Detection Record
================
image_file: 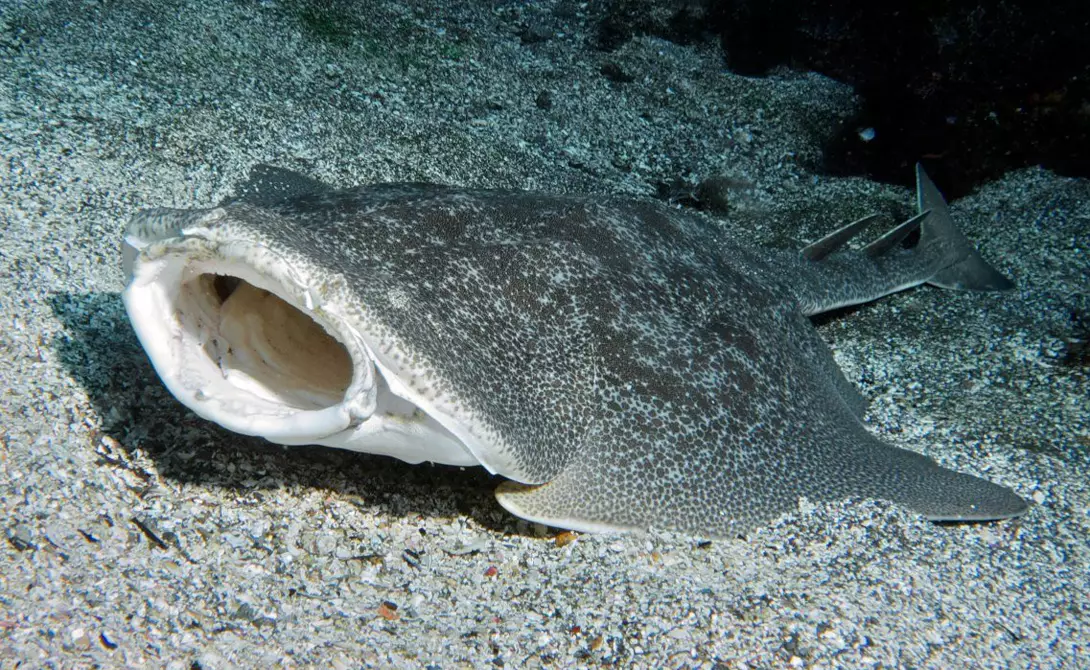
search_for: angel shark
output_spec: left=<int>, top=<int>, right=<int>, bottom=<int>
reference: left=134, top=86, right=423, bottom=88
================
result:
left=121, top=164, right=1028, bottom=538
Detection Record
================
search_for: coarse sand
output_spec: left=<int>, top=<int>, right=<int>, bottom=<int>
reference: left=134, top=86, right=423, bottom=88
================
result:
left=1, top=1, right=1086, bottom=667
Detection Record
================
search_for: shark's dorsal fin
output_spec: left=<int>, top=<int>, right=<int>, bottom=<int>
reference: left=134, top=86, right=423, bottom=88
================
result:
left=801, top=213, right=881, bottom=261
left=862, top=209, right=929, bottom=258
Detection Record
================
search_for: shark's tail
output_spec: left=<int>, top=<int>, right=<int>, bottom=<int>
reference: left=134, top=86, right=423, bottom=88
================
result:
left=794, top=164, right=1013, bottom=316
left=915, top=164, right=1014, bottom=291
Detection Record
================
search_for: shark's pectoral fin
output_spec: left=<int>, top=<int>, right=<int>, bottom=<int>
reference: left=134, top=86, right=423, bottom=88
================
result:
left=495, top=467, right=652, bottom=536
left=494, top=428, right=715, bottom=535
left=495, top=420, right=1029, bottom=539
left=852, top=435, right=1030, bottom=523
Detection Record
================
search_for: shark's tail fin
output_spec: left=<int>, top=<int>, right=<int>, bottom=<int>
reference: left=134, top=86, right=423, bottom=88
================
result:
left=916, top=164, right=1015, bottom=291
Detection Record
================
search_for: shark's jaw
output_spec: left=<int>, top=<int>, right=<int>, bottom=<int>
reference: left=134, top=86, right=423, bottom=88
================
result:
left=121, top=218, right=479, bottom=467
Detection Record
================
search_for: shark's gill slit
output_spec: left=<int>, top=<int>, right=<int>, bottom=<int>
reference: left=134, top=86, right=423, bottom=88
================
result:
left=188, top=273, right=352, bottom=410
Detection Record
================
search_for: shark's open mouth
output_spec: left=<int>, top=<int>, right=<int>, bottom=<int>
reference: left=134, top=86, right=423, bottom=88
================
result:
left=187, top=273, right=353, bottom=409
left=121, top=226, right=479, bottom=466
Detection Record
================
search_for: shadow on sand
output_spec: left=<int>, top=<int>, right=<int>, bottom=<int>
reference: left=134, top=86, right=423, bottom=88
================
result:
left=49, top=290, right=519, bottom=535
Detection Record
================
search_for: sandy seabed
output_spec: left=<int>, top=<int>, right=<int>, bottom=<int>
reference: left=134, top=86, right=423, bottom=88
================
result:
left=0, top=1, right=1086, bottom=667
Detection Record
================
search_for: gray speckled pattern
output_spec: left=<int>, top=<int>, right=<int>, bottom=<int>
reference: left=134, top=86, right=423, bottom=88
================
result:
left=125, top=165, right=1028, bottom=538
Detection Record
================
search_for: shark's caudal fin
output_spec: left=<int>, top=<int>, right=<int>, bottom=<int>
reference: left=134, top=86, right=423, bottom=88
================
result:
left=915, top=164, right=1015, bottom=291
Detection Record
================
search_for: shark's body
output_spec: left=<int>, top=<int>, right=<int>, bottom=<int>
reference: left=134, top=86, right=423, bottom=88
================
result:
left=122, top=165, right=1027, bottom=538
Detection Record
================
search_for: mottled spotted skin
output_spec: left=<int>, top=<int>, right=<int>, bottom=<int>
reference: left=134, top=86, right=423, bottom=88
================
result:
left=126, top=166, right=1027, bottom=537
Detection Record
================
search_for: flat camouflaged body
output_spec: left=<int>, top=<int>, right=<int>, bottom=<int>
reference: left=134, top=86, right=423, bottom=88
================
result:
left=122, top=165, right=1028, bottom=538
